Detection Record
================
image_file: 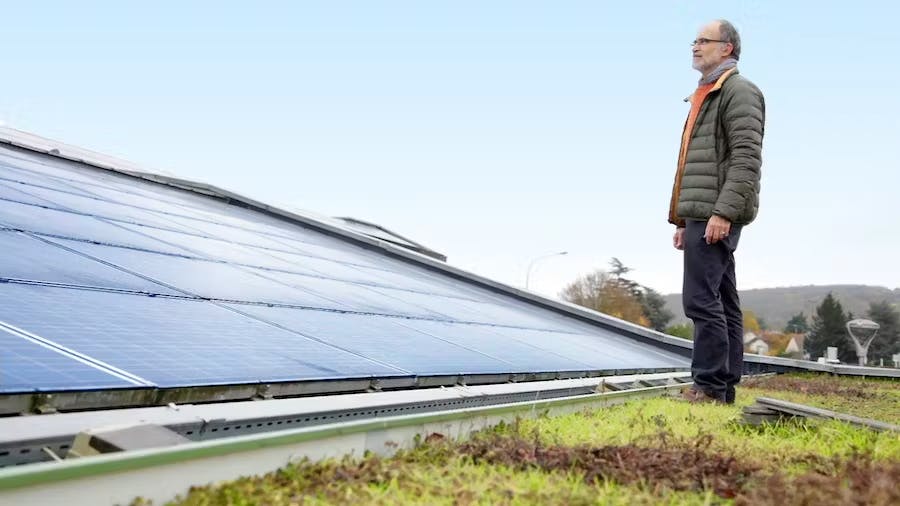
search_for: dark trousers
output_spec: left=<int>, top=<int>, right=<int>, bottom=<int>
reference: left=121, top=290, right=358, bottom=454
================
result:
left=683, top=219, right=744, bottom=402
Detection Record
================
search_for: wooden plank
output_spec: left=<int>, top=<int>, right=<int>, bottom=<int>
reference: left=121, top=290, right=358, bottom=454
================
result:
left=755, top=397, right=899, bottom=433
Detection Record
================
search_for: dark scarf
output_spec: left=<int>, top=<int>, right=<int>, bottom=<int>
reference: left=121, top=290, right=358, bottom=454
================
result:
left=699, top=58, right=738, bottom=85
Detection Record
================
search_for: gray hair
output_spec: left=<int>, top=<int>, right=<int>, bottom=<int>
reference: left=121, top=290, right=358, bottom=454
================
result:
left=717, top=19, right=741, bottom=60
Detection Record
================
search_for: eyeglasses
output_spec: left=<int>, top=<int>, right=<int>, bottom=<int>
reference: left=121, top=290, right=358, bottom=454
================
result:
left=692, top=38, right=729, bottom=46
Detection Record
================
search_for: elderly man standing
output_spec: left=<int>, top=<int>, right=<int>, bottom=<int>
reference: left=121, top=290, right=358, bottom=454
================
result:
left=669, top=20, right=765, bottom=404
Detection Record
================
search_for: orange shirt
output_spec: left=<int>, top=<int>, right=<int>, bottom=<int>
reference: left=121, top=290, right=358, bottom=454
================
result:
left=668, top=82, right=716, bottom=226
left=682, top=83, right=716, bottom=153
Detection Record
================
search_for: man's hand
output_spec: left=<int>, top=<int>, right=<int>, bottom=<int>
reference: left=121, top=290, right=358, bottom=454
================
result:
left=704, top=215, right=731, bottom=244
left=673, top=227, right=685, bottom=250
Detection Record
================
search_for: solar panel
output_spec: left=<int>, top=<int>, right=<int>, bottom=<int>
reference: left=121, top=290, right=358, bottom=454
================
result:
left=0, top=284, right=405, bottom=388
left=112, top=223, right=321, bottom=270
left=4, top=182, right=205, bottom=233
left=259, top=235, right=389, bottom=268
left=0, top=180, right=59, bottom=206
left=45, top=238, right=346, bottom=308
left=0, top=199, right=196, bottom=256
left=230, top=306, right=517, bottom=375
left=0, top=160, right=103, bottom=199
left=0, top=327, right=136, bottom=392
left=395, top=319, right=594, bottom=372
left=145, top=213, right=323, bottom=253
left=0, top=143, right=689, bottom=400
left=486, top=326, right=684, bottom=370
left=0, top=231, right=179, bottom=295
left=0, top=149, right=132, bottom=189
left=273, top=269, right=460, bottom=317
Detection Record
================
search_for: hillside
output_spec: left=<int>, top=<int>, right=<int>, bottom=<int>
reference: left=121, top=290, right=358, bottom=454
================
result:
left=664, top=285, right=900, bottom=330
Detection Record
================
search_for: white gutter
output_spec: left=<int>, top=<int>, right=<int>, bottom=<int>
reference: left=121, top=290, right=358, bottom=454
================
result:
left=0, top=373, right=690, bottom=506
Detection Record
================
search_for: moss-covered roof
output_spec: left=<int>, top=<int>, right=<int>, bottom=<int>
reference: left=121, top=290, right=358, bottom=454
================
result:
left=151, top=374, right=900, bottom=506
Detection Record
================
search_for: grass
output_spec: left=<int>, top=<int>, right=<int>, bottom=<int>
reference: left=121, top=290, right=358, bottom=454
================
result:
left=151, top=457, right=721, bottom=506
left=742, top=373, right=900, bottom=424
left=504, top=394, right=900, bottom=470
left=143, top=374, right=900, bottom=506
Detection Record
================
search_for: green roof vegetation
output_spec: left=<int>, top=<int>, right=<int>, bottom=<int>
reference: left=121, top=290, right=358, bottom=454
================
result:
left=145, top=374, right=900, bottom=506
left=742, top=373, right=900, bottom=424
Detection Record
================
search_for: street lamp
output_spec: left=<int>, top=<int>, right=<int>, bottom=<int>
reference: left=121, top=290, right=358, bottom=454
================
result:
left=846, top=319, right=880, bottom=366
left=525, top=251, right=568, bottom=290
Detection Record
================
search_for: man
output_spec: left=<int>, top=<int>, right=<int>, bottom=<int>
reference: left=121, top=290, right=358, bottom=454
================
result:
left=669, top=20, right=765, bottom=404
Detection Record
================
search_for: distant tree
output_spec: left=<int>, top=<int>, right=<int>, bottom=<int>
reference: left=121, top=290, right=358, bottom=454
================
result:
left=665, top=323, right=694, bottom=340
left=757, top=316, right=769, bottom=331
left=784, top=312, right=810, bottom=334
left=597, top=282, right=651, bottom=327
left=561, top=258, right=669, bottom=329
left=743, top=310, right=762, bottom=335
left=559, top=270, right=607, bottom=310
left=636, top=287, right=674, bottom=332
left=607, top=257, right=642, bottom=299
left=560, top=268, right=650, bottom=327
left=805, top=293, right=852, bottom=362
left=865, top=301, right=900, bottom=364
left=607, top=258, right=672, bottom=330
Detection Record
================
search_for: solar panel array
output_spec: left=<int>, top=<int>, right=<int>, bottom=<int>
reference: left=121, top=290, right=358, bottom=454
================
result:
left=0, top=145, right=688, bottom=394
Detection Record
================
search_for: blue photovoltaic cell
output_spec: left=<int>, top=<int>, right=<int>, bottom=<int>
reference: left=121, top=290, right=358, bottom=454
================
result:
left=361, top=285, right=488, bottom=321
left=46, top=173, right=336, bottom=248
left=567, top=327, right=691, bottom=366
left=121, top=192, right=333, bottom=243
left=0, top=180, right=63, bottom=207
left=569, top=332, right=689, bottom=368
left=5, top=182, right=204, bottom=233
left=0, top=196, right=109, bottom=235
left=152, top=213, right=317, bottom=253
left=456, top=299, right=579, bottom=330
left=50, top=238, right=345, bottom=308
left=395, top=319, right=594, bottom=372
left=370, top=288, right=568, bottom=329
left=358, top=260, right=516, bottom=302
left=488, top=326, right=687, bottom=370
left=264, top=235, right=388, bottom=268
left=254, top=248, right=432, bottom=290
left=231, top=241, right=375, bottom=277
left=179, top=208, right=313, bottom=241
left=113, top=223, right=321, bottom=271
left=259, top=243, right=385, bottom=273
left=0, top=284, right=406, bottom=388
left=348, top=265, right=476, bottom=298
left=129, top=213, right=392, bottom=275
left=0, top=165, right=103, bottom=198
left=0, top=232, right=179, bottom=295
left=230, top=306, right=516, bottom=375
left=261, top=220, right=386, bottom=252
left=0, top=151, right=134, bottom=189
left=0, top=198, right=192, bottom=255
left=0, top=328, right=135, bottom=392
left=62, top=182, right=222, bottom=219
left=246, top=267, right=445, bottom=317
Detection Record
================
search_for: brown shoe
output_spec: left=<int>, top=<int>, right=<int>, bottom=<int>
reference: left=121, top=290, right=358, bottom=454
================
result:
left=681, top=387, right=723, bottom=404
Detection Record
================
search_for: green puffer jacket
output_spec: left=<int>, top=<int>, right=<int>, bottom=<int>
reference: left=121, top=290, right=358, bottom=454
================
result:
left=668, top=68, right=765, bottom=227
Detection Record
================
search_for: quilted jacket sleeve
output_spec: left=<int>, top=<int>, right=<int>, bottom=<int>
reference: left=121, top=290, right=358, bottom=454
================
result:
left=713, top=77, right=765, bottom=221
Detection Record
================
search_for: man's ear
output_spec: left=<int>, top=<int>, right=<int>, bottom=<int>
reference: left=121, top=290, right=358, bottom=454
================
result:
left=722, top=42, right=734, bottom=57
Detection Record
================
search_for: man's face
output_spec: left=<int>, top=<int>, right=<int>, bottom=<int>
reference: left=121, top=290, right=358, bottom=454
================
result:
left=691, top=22, right=732, bottom=74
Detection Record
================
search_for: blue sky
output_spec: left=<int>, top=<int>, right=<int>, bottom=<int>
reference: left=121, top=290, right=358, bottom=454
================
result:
left=1, top=1, right=898, bottom=297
